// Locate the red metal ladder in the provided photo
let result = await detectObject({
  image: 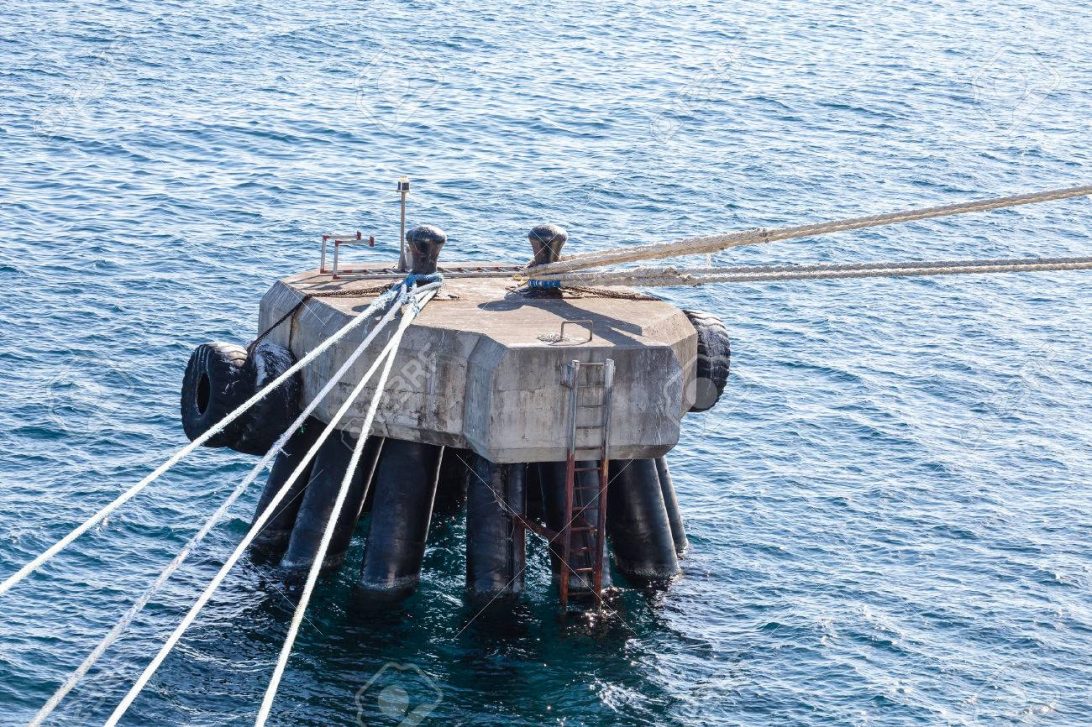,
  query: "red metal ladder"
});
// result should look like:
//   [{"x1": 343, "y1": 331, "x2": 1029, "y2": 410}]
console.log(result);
[{"x1": 558, "y1": 358, "x2": 615, "y2": 608}]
